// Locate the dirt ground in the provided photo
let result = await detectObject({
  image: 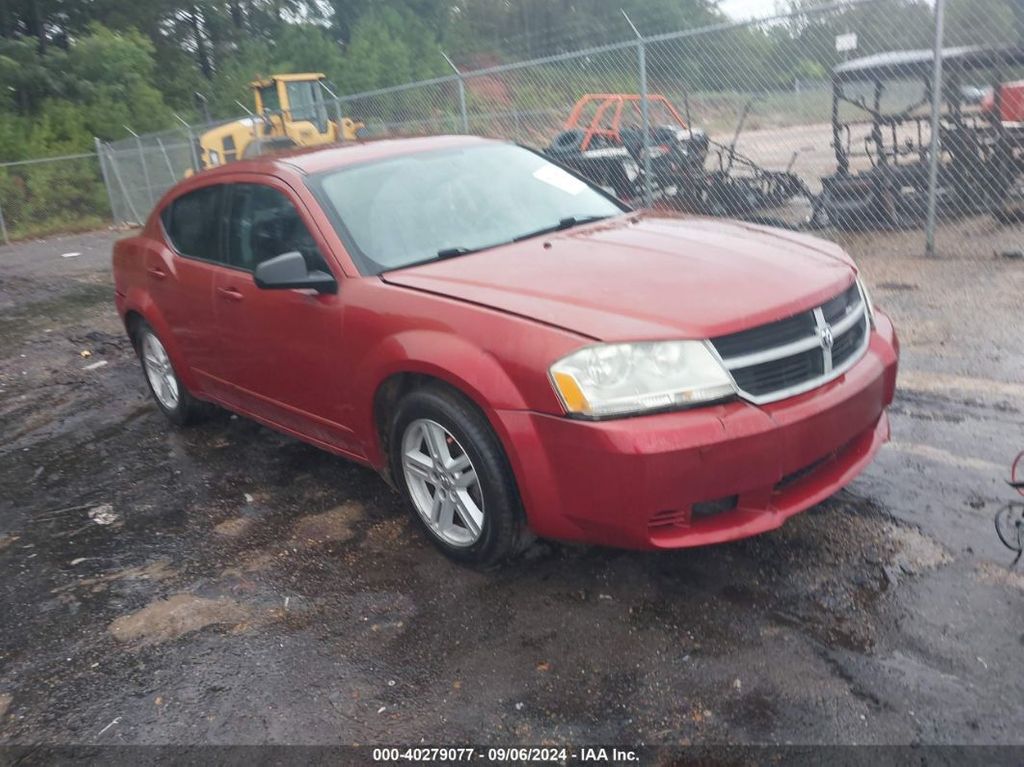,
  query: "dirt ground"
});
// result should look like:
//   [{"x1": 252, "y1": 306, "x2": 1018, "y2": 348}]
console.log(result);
[{"x1": 0, "y1": 225, "x2": 1021, "y2": 747}]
